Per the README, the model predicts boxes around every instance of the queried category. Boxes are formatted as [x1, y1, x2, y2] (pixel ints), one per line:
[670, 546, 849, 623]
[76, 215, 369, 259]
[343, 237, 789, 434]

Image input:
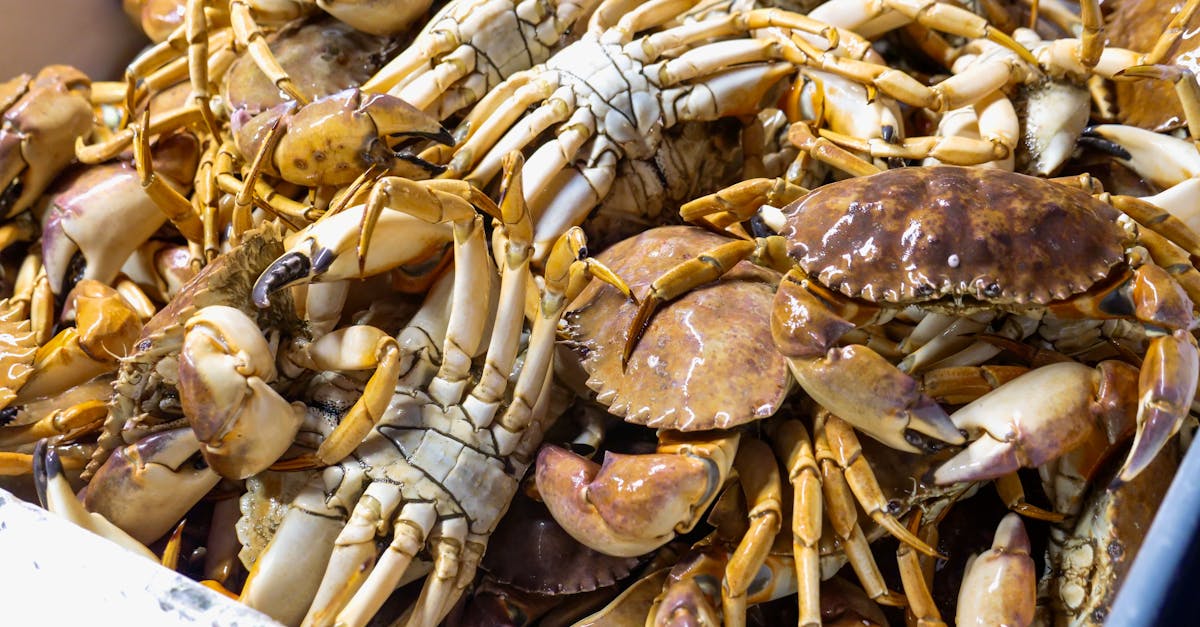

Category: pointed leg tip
[269, 454, 326, 472]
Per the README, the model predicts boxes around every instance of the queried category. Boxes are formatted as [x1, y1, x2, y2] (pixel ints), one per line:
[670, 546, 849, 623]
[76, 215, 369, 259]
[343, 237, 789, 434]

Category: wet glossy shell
[781, 166, 1127, 306]
[563, 226, 789, 431]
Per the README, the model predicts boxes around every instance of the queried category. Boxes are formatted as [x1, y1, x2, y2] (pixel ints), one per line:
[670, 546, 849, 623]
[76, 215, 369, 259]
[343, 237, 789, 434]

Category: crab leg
[0, 452, 33, 475]
[132, 116, 204, 244]
[427, 215, 493, 407]
[442, 73, 557, 179]
[76, 104, 210, 164]
[228, 0, 308, 103]
[251, 207, 453, 307]
[407, 518, 479, 627]
[0, 399, 106, 448]
[896, 512, 945, 627]
[770, 419, 822, 627]
[270, 324, 403, 472]
[919, 365, 1030, 406]
[462, 154, 533, 428]
[788, 122, 882, 178]
[812, 419, 905, 607]
[810, 0, 1034, 62]
[324, 500, 437, 627]
[495, 226, 630, 447]
[955, 513, 1036, 626]
[821, 414, 942, 557]
[302, 481, 418, 627]
[994, 473, 1065, 522]
[722, 438, 783, 627]
[241, 467, 366, 626]
[528, 156, 620, 259]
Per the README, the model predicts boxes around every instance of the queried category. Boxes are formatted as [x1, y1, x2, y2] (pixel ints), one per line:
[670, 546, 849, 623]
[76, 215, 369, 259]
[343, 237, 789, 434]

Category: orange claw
[535, 431, 740, 557]
[1115, 330, 1199, 486]
[934, 361, 1140, 485]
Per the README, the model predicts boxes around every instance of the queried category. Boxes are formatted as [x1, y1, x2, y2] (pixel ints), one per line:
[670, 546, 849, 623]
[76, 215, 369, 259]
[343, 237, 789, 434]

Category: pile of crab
[2, 0, 1200, 625]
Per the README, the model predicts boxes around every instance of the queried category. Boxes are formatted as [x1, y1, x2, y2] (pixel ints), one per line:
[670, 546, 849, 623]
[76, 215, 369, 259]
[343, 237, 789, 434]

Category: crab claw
[33, 440, 159, 560]
[179, 305, 306, 479]
[536, 431, 739, 557]
[787, 347, 964, 453]
[252, 207, 451, 307]
[79, 427, 220, 545]
[0, 66, 93, 219]
[934, 361, 1138, 485]
[1079, 124, 1200, 188]
[40, 131, 198, 294]
[234, 88, 454, 187]
[955, 513, 1035, 626]
[1114, 331, 1199, 486]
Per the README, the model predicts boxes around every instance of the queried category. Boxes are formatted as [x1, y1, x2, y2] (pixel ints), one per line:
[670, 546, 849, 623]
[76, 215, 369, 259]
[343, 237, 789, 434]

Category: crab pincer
[536, 431, 740, 558]
[78, 428, 220, 545]
[629, 166, 1200, 485]
[955, 513, 1036, 626]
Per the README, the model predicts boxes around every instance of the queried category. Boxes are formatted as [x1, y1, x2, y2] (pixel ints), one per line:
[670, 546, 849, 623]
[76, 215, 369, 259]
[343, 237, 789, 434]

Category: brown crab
[540, 225, 982, 624]
[626, 165, 1199, 490]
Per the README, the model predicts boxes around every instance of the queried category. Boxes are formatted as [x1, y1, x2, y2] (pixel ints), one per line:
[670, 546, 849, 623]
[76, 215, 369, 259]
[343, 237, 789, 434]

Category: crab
[236, 157, 631, 627]
[624, 165, 1198, 492]
[82, 223, 303, 481]
[540, 225, 993, 623]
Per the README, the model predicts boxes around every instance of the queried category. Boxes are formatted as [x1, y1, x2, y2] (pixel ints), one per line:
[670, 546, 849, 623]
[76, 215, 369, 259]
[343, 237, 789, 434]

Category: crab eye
[984, 282, 1002, 298]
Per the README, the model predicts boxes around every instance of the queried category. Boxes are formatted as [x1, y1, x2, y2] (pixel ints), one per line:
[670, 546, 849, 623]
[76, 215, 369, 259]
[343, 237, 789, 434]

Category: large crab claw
[535, 431, 739, 557]
[772, 271, 964, 453]
[178, 305, 306, 480]
[40, 130, 199, 295]
[0, 65, 93, 219]
[232, 88, 454, 188]
[933, 360, 1142, 484]
[79, 427, 221, 545]
[955, 513, 1036, 626]
[251, 206, 452, 307]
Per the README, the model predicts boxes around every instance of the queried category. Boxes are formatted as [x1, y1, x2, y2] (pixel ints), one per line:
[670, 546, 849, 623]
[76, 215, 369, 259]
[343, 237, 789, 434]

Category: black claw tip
[1077, 134, 1133, 161]
[32, 439, 55, 509]
[395, 151, 448, 177]
[422, 126, 456, 147]
[252, 252, 313, 308]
